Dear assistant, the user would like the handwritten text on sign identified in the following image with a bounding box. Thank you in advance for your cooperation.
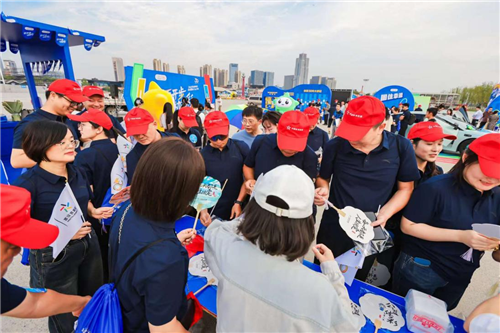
[338,206,375,243]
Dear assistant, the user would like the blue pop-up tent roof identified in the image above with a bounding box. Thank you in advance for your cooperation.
[0,12,105,109]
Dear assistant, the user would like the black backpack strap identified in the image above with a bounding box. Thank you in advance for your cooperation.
[114,238,169,288]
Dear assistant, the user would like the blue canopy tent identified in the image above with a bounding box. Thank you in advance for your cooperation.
[0,12,105,109]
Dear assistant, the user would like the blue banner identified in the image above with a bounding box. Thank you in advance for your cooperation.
[373,85,415,110]
[39,29,51,41]
[22,26,35,40]
[84,38,93,51]
[9,42,19,54]
[55,33,67,46]
[262,84,332,111]
[0,40,6,52]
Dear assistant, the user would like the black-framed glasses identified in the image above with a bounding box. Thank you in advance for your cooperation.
[210,135,228,142]
[56,93,80,108]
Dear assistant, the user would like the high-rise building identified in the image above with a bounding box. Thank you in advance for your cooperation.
[177,65,186,74]
[200,64,212,77]
[213,68,228,87]
[250,70,265,87]
[284,75,295,90]
[321,77,337,89]
[293,53,309,86]
[229,63,238,84]
[264,72,275,87]
[112,57,125,81]
[310,76,322,84]
[222,69,229,87]
[163,63,170,72]
[153,59,162,71]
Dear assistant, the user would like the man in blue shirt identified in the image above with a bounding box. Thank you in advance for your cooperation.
[398,103,412,136]
[314,96,420,280]
[231,105,263,148]
[125,107,178,181]
[304,106,329,154]
[243,111,317,194]
[200,111,249,224]
[11,79,87,169]
[173,107,202,148]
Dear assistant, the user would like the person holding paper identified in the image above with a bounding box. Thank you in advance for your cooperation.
[314,96,420,281]
[200,111,249,224]
[393,133,500,310]
[68,109,123,281]
[407,122,457,187]
[124,107,179,181]
[109,138,203,333]
[204,165,358,332]
[1,185,91,319]
[12,121,113,333]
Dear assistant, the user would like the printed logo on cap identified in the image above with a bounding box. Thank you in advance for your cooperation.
[209,118,223,124]
[346,110,363,119]
[286,125,305,132]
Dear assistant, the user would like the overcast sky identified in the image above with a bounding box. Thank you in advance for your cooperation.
[2,0,499,93]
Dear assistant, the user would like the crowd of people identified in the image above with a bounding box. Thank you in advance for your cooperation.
[1,78,500,333]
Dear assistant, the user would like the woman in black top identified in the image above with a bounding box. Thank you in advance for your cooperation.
[13,120,113,333]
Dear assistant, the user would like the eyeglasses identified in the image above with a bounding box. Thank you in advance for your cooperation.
[56,139,80,150]
[242,119,257,125]
[57,93,80,108]
[210,135,228,142]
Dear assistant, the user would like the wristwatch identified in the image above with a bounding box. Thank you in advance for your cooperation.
[234,200,244,206]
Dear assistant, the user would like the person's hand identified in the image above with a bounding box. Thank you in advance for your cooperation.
[399,115,404,121]
[230,204,242,219]
[460,230,500,251]
[312,244,335,263]
[371,212,390,228]
[314,187,328,206]
[177,228,197,246]
[71,221,92,240]
[91,207,114,219]
[245,179,256,195]
[199,209,212,227]
[72,296,91,317]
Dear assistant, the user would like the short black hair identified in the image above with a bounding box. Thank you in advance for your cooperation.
[402,103,410,107]
[190,98,200,108]
[262,111,281,126]
[237,198,315,262]
[22,120,69,163]
[426,107,438,117]
[242,105,263,120]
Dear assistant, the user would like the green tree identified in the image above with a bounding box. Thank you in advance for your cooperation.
[451,82,496,107]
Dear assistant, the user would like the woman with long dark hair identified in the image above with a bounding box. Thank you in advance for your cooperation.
[392,133,500,310]
[13,120,113,332]
[407,122,456,187]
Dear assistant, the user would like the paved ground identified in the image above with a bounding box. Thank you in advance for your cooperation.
[2,101,499,332]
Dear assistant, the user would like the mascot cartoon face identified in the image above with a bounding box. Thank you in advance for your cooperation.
[274,93,299,113]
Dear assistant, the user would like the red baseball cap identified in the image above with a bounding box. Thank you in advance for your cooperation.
[1,185,59,249]
[407,122,457,141]
[335,96,386,141]
[303,107,320,126]
[178,106,199,128]
[277,111,310,152]
[204,111,229,138]
[48,79,88,103]
[67,108,113,130]
[82,85,105,98]
[124,107,155,136]
[469,134,500,179]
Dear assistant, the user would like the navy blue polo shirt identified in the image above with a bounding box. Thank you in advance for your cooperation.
[244,133,317,180]
[74,139,118,207]
[109,204,188,332]
[13,164,93,222]
[201,139,249,220]
[307,126,329,152]
[318,131,420,255]
[402,174,500,283]
[415,164,443,188]
[13,109,79,149]
[174,127,202,148]
[126,131,178,181]
[1,278,27,314]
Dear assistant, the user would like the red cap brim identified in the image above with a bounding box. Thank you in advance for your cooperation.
[126,124,149,136]
[477,155,500,179]
[418,133,458,141]
[67,113,90,122]
[3,218,59,249]
[66,93,89,103]
[335,121,372,141]
[206,126,229,138]
[277,133,307,152]
[181,118,199,128]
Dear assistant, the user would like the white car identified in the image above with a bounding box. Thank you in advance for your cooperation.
[408,111,492,155]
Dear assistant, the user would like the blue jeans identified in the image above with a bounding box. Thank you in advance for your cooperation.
[392,252,468,310]
[29,230,103,333]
